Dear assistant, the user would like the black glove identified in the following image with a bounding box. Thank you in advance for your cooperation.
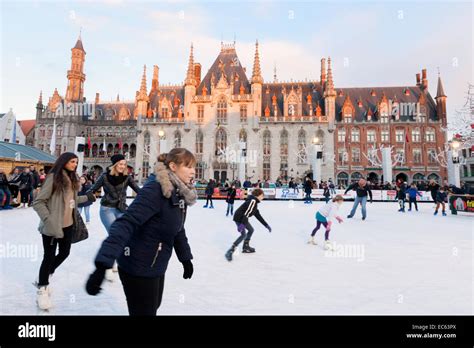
[182,260,193,279]
[86,192,96,203]
[86,267,105,295]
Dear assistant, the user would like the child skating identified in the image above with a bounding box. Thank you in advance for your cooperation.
[309,195,344,250]
[225,188,272,261]
[434,187,448,216]
[406,184,422,211]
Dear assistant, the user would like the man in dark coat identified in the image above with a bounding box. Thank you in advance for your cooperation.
[345,178,373,220]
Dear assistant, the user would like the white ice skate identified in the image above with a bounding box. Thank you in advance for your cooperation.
[105,269,114,282]
[36,286,52,310]
[324,240,334,251]
[112,262,118,272]
[307,237,317,245]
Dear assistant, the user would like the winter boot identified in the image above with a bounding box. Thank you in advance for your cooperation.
[242,240,256,253]
[225,246,235,261]
[36,286,52,310]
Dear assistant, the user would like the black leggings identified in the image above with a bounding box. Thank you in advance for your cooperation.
[38,225,74,286]
[20,189,30,204]
[118,268,165,316]
[9,185,19,200]
[205,195,213,206]
[233,221,254,247]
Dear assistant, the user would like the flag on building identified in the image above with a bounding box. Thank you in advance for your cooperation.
[87,136,91,149]
[102,137,106,152]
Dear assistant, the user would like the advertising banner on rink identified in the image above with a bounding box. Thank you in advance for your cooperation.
[275,188,304,200]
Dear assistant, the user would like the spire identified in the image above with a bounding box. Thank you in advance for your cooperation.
[73,29,85,52]
[152,65,159,90]
[116,93,120,102]
[436,70,446,98]
[37,90,43,105]
[324,57,335,95]
[138,65,148,100]
[273,62,278,82]
[320,58,326,85]
[251,40,263,84]
[185,44,196,86]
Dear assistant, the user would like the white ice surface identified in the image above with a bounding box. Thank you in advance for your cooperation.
[0,199,472,315]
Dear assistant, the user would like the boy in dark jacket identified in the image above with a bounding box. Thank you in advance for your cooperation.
[397,181,408,212]
[226,184,237,217]
[406,183,422,211]
[225,188,272,261]
[203,179,215,208]
[434,187,448,216]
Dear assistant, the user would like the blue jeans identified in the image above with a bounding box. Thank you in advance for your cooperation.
[100,205,124,234]
[0,188,11,207]
[349,196,367,218]
[78,205,91,222]
[226,203,234,216]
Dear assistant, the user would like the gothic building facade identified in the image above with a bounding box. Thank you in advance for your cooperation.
[34,35,447,185]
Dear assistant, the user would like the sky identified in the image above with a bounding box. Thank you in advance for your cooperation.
[1,0,472,122]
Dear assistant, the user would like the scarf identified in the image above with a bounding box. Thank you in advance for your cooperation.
[154,162,197,206]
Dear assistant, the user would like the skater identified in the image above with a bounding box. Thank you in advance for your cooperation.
[434,186,448,216]
[0,168,13,210]
[32,152,96,310]
[406,183,422,211]
[396,180,408,212]
[328,179,336,196]
[303,177,313,204]
[85,148,197,316]
[427,179,440,206]
[345,178,373,220]
[225,188,272,261]
[226,184,237,216]
[308,194,344,250]
[78,176,92,224]
[10,167,34,208]
[8,168,21,205]
[203,179,215,208]
[29,165,40,207]
[86,154,140,281]
[323,184,331,203]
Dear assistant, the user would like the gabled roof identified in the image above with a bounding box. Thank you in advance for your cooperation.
[197,46,251,95]
[18,120,36,136]
[0,141,56,163]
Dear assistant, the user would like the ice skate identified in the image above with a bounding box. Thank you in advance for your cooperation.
[225,246,235,261]
[324,240,334,251]
[36,286,52,310]
[242,240,255,253]
[307,237,317,245]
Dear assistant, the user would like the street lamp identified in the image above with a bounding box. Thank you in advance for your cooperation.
[447,138,461,187]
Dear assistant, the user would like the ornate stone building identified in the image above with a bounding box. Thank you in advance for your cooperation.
[34,35,447,185]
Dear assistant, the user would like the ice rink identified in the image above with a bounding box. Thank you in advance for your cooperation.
[0,199,472,315]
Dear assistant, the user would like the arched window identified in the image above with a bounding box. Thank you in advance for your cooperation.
[215,128,227,155]
[174,130,181,148]
[263,129,271,156]
[297,129,306,164]
[47,125,53,138]
[143,132,150,154]
[337,128,346,142]
[337,172,349,188]
[412,128,421,142]
[412,173,425,185]
[195,129,203,154]
[316,129,325,144]
[92,144,98,157]
[351,127,360,142]
[280,129,288,156]
[427,173,440,183]
[130,144,136,158]
[425,128,436,142]
[217,96,227,124]
[39,125,45,138]
[107,143,113,157]
[350,172,362,182]
[56,125,62,137]
[367,129,376,143]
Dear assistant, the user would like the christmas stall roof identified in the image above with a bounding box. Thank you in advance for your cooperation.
[0,141,56,163]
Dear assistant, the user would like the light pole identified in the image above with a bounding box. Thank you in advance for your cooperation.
[447,139,461,187]
[312,136,323,184]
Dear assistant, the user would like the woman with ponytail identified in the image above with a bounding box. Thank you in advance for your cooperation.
[33,152,96,310]
[86,148,198,316]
